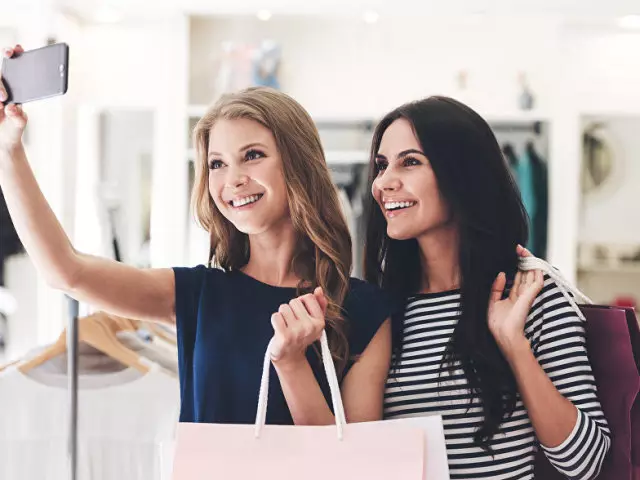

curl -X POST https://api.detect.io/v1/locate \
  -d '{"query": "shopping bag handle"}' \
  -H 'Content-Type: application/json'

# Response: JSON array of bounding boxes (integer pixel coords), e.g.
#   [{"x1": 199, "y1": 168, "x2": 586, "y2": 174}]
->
[
  {"x1": 518, "y1": 256, "x2": 593, "y2": 321},
  {"x1": 254, "y1": 330, "x2": 347, "y2": 440}
]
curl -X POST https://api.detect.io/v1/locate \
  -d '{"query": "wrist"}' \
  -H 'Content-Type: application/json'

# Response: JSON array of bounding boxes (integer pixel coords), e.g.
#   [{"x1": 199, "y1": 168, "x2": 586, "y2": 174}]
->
[
  {"x1": 272, "y1": 352, "x2": 309, "y2": 375},
  {"x1": 0, "y1": 143, "x2": 25, "y2": 163},
  {"x1": 502, "y1": 335, "x2": 532, "y2": 366}
]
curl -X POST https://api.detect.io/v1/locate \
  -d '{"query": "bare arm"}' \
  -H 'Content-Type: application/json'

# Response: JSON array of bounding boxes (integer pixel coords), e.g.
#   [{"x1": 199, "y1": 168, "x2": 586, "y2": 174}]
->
[
  {"x1": 274, "y1": 318, "x2": 391, "y2": 425},
  {"x1": 0, "y1": 46, "x2": 175, "y2": 324}
]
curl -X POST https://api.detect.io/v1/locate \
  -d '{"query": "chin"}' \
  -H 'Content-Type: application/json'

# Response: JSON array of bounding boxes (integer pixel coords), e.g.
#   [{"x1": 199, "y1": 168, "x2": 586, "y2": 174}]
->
[
  {"x1": 233, "y1": 222, "x2": 269, "y2": 235},
  {"x1": 386, "y1": 224, "x2": 420, "y2": 241}
]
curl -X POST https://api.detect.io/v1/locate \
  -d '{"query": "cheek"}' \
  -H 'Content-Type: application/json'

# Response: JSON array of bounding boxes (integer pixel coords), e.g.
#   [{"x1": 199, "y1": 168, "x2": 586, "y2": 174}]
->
[{"x1": 208, "y1": 175, "x2": 224, "y2": 206}]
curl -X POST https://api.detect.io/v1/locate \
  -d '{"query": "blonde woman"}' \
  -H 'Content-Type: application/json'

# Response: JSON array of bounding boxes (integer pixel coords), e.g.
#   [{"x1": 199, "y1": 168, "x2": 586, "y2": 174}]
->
[{"x1": 0, "y1": 45, "x2": 391, "y2": 425}]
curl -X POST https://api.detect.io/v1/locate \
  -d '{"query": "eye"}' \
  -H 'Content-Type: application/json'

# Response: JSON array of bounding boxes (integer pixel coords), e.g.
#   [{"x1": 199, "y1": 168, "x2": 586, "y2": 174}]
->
[
  {"x1": 404, "y1": 157, "x2": 422, "y2": 167},
  {"x1": 245, "y1": 149, "x2": 266, "y2": 161},
  {"x1": 208, "y1": 159, "x2": 224, "y2": 170},
  {"x1": 375, "y1": 160, "x2": 388, "y2": 173}
]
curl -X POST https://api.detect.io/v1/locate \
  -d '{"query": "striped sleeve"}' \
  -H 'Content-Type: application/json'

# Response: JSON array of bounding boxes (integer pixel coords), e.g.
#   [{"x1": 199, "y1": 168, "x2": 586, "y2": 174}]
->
[{"x1": 525, "y1": 276, "x2": 612, "y2": 480}]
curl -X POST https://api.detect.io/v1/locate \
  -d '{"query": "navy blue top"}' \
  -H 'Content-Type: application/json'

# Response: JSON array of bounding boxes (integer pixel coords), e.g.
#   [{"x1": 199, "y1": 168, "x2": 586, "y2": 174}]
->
[{"x1": 172, "y1": 266, "x2": 394, "y2": 425}]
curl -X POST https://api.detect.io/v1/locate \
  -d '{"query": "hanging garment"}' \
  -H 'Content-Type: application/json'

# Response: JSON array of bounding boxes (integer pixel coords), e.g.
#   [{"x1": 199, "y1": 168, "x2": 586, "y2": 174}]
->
[
  {"x1": 529, "y1": 145, "x2": 548, "y2": 259},
  {"x1": 514, "y1": 150, "x2": 537, "y2": 254},
  {"x1": 22, "y1": 330, "x2": 178, "y2": 376},
  {"x1": 0, "y1": 362, "x2": 179, "y2": 480},
  {"x1": 0, "y1": 186, "x2": 24, "y2": 286}
]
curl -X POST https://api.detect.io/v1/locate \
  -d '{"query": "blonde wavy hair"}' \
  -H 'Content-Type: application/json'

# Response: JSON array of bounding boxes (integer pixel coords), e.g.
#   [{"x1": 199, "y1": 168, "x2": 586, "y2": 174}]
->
[{"x1": 191, "y1": 87, "x2": 353, "y2": 371}]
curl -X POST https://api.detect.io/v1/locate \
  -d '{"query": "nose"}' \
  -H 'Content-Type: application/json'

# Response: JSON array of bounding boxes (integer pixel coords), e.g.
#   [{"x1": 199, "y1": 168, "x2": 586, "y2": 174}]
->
[
  {"x1": 373, "y1": 168, "x2": 402, "y2": 193},
  {"x1": 225, "y1": 164, "x2": 249, "y2": 190}
]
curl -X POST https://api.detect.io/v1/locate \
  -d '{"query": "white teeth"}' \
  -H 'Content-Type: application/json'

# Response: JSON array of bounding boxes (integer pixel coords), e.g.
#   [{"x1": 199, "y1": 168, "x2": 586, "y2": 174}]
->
[
  {"x1": 384, "y1": 201, "x2": 415, "y2": 211},
  {"x1": 232, "y1": 194, "x2": 262, "y2": 207}
]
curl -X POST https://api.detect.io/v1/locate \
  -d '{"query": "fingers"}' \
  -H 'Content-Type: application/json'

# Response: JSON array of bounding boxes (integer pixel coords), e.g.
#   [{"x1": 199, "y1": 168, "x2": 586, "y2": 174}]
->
[
  {"x1": 490, "y1": 272, "x2": 506, "y2": 304},
  {"x1": 278, "y1": 303, "x2": 295, "y2": 328},
  {"x1": 2, "y1": 45, "x2": 22, "y2": 58},
  {"x1": 518, "y1": 269, "x2": 545, "y2": 304},
  {"x1": 509, "y1": 271, "x2": 522, "y2": 301},
  {"x1": 313, "y1": 286, "x2": 329, "y2": 314},
  {"x1": 516, "y1": 244, "x2": 533, "y2": 257},
  {"x1": 3, "y1": 103, "x2": 27, "y2": 128},
  {"x1": 288, "y1": 297, "x2": 309, "y2": 323},
  {"x1": 271, "y1": 312, "x2": 287, "y2": 337},
  {"x1": 301, "y1": 293, "x2": 324, "y2": 320},
  {"x1": 290, "y1": 296, "x2": 323, "y2": 340},
  {"x1": 1, "y1": 45, "x2": 24, "y2": 103}
]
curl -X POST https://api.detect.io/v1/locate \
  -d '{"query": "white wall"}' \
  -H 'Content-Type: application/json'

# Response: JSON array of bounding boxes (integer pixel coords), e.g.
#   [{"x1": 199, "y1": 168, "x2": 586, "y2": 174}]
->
[
  {"x1": 188, "y1": 15, "x2": 640, "y2": 281},
  {"x1": 190, "y1": 15, "x2": 564, "y2": 117}
]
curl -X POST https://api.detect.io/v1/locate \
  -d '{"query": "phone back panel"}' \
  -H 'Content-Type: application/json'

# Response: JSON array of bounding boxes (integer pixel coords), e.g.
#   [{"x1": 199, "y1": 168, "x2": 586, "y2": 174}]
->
[{"x1": 1, "y1": 43, "x2": 69, "y2": 104}]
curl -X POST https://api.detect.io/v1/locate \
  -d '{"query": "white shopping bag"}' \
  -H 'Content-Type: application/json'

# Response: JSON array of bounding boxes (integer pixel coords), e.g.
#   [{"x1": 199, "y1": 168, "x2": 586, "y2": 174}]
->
[{"x1": 171, "y1": 332, "x2": 450, "y2": 479}]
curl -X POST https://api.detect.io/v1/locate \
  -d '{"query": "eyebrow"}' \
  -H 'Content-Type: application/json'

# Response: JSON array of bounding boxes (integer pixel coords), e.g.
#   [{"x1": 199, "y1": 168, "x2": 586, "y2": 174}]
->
[
  {"x1": 375, "y1": 149, "x2": 426, "y2": 161},
  {"x1": 208, "y1": 142, "x2": 269, "y2": 158}
]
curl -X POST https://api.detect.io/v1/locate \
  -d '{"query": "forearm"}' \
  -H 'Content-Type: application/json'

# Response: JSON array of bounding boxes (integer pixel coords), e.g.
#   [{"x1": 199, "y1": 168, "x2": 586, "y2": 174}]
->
[
  {"x1": 506, "y1": 338, "x2": 578, "y2": 448},
  {"x1": 273, "y1": 356, "x2": 335, "y2": 426},
  {"x1": 0, "y1": 144, "x2": 79, "y2": 288}
]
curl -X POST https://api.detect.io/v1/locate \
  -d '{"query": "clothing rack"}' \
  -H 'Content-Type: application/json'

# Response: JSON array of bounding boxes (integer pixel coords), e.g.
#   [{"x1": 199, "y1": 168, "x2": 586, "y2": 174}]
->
[
  {"x1": 491, "y1": 121, "x2": 543, "y2": 135},
  {"x1": 66, "y1": 296, "x2": 79, "y2": 480}
]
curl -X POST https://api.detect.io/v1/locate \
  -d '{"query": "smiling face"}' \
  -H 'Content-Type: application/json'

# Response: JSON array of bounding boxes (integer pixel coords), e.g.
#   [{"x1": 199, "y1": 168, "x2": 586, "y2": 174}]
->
[
  {"x1": 372, "y1": 118, "x2": 453, "y2": 241},
  {"x1": 207, "y1": 117, "x2": 290, "y2": 235}
]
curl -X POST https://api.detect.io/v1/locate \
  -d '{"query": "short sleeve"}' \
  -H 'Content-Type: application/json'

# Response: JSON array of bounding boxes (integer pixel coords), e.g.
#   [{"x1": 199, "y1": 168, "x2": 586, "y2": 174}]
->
[
  {"x1": 172, "y1": 265, "x2": 208, "y2": 359},
  {"x1": 342, "y1": 278, "x2": 398, "y2": 357}
]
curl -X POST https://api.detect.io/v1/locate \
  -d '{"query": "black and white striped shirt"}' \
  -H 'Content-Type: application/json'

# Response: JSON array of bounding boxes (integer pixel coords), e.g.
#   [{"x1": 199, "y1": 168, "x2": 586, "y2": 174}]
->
[{"x1": 384, "y1": 277, "x2": 611, "y2": 480}]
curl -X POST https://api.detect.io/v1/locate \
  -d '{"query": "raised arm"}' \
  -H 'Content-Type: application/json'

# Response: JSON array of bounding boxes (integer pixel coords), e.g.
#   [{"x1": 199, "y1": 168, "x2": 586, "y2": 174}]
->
[{"x1": 0, "y1": 45, "x2": 176, "y2": 324}]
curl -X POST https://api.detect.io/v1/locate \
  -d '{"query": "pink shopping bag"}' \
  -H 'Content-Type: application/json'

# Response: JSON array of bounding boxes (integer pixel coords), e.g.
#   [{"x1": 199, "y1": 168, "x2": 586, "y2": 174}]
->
[{"x1": 171, "y1": 332, "x2": 450, "y2": 479}]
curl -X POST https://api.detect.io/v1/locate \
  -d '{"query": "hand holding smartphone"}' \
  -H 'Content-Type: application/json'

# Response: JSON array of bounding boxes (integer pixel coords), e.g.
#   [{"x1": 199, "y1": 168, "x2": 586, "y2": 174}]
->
[{"x1": 0, "y1": 42, "x2": 69, "y2": 104}]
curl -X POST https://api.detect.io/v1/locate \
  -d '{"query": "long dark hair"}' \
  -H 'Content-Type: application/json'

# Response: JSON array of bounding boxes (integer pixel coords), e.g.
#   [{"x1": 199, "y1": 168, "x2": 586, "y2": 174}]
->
[{"x1": 364, "y1": 96, "x2": 528, "y2": 449}]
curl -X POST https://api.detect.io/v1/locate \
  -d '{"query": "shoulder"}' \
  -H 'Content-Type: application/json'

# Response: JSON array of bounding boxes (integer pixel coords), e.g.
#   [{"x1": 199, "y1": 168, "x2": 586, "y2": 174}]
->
[
  {"x1": 342, "y1": 278, "x2": 399, "y2": 355},
  {"x1": 172, "y1": 265, "x2": 226, "y2": 324},
  {"x1": 172, "y1": 265, "x2": 225, "y2": 295},
  {"x1": 524, "y1": 273, "x2": 587, "y2": 351}
]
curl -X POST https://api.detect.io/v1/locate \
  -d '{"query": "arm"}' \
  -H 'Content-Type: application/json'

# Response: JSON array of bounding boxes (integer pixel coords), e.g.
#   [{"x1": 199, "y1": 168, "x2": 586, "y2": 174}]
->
[
  {"x1": 521, "y1": 281, "x2": 611, "y2": 480},
  {"x1": 490, "y1": 264, "x2": 610, "y2": 480},
  {"x1": 274, "y1": 319, "x2": 391, "y2": 425},
  {"x1": 504, "y1": 337, "x2": 578, "y2": 449},
  {"x1": 0, "y1": 47, "x2": 176, "y2": 324}
]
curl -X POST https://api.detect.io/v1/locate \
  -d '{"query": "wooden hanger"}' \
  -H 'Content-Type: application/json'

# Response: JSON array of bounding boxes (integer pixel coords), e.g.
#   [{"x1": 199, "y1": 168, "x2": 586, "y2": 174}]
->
[
  {"x1": 0, "y1": 358, "x2": 21, "y2": 373},
  {"x1": 18, "y1": 312, "x2": 150, "y2": 374},
  {"x1": 142, "y1": 321, "x2": 177, "y2": 346},
  {"x1": 108, "y1": 314, "x2": 137, "y2": 333}
]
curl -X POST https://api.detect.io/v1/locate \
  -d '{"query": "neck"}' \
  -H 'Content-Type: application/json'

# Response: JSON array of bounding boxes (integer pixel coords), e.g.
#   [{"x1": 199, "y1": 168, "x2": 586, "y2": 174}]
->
[
  {"x1": 416, "y1": 225, "x2": 460, "y2": 294},
  {"x1": 242, "y1": 218, "x2": 300, "y2": 288}
]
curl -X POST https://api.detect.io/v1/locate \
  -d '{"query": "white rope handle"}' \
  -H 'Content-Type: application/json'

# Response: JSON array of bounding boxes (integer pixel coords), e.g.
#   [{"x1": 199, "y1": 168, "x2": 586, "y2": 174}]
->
[
  {"x1": 518, "y1": 256, "x2": 593, "y2": 321},
  {"x1": 254, "y1": 330, "x2": 347, "y2": 440}
]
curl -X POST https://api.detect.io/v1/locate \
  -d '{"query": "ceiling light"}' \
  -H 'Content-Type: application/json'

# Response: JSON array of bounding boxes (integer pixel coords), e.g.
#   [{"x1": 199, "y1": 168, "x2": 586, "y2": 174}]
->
[
  {"x1": 363, "y1": 10, "x2": 379, "y2": 24},
  {"x1": 257, "y1": 10, "x2": 272, "y2": 21},
  {"x1": 618, "y1": 15, "x2": 640, "y2": 29}
]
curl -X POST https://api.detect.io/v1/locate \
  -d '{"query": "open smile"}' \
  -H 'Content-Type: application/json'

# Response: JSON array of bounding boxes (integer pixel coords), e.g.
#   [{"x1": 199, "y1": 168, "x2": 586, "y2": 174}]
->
[{"x1": 228, "y1": 193, "x2": 264, "y2": 210}]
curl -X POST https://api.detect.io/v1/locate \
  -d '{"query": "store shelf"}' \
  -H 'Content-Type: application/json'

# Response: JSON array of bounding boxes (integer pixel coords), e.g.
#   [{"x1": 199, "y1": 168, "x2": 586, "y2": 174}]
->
[{"x1": 578, "y1": 264, "x2": 640, "y2": 275}]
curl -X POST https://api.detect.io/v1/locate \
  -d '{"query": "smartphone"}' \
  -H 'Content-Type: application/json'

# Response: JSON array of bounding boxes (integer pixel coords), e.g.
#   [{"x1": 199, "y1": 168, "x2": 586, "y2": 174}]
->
[{"x1": 0, "y1": 43, "x2": 69, "y2": 104}]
